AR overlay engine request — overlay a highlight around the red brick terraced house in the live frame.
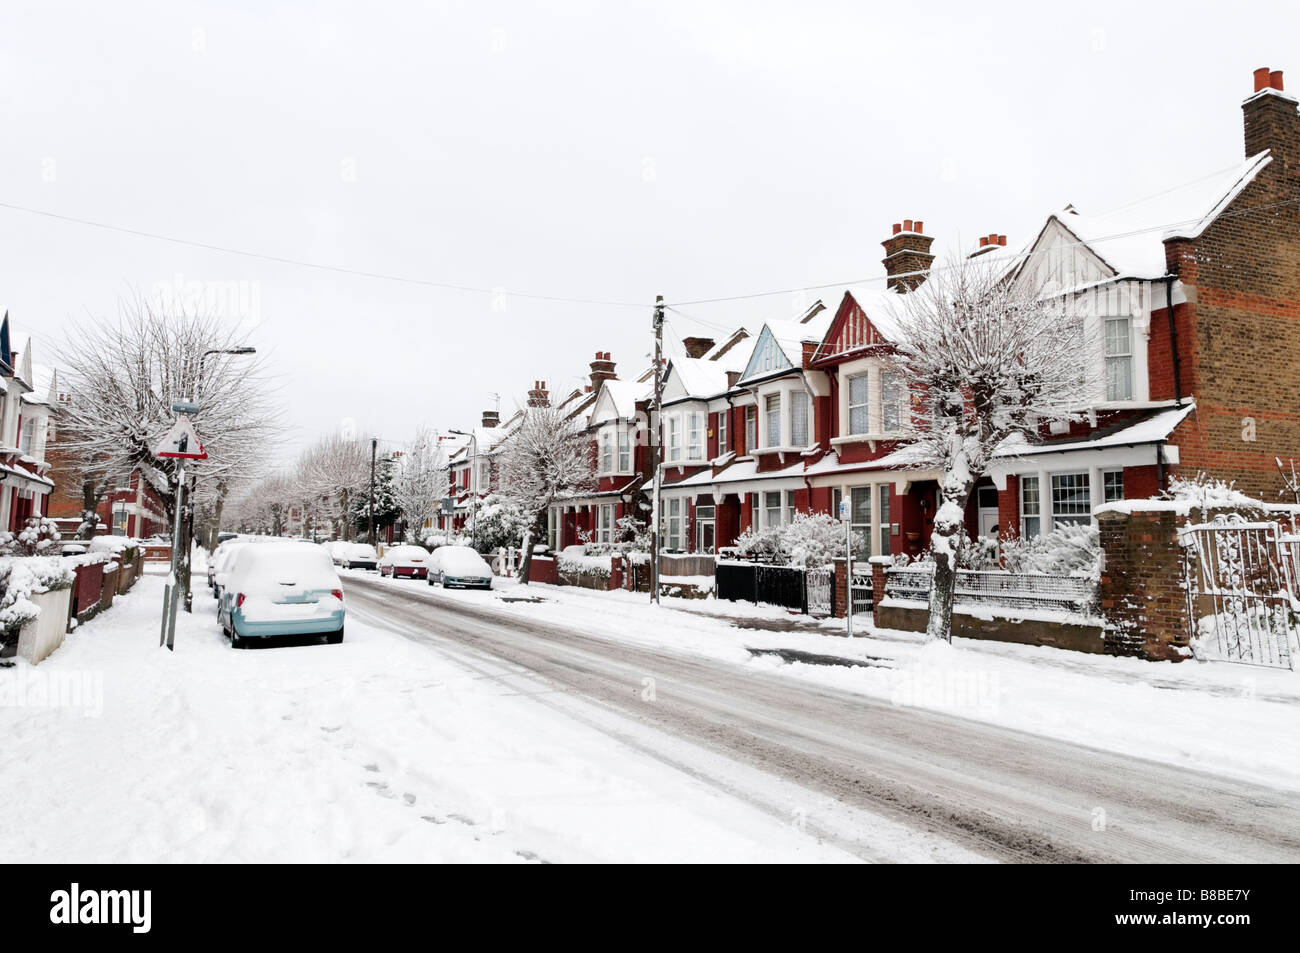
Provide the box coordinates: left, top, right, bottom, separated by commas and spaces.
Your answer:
546, 353, 655, 551
0, 323, 56, 532
649, 67, 1300, 555
658, 310, 832, 554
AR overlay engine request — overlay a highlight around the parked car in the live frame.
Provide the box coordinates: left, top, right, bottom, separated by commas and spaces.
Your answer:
210, 541, 252, 597
378, 545, 429, 579
216, 532, 239, 545
322, 540, 350, 565
427, 545, 494, 590
340, 543, 379, 570
217, 544, 345, 648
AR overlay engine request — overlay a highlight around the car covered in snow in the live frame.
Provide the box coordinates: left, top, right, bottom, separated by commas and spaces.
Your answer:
322, 540, 351, 565
427, 545, 494, 590
217, 543, 345, 648
339, 543, 379, 570
210, 540, 252, 595
378, 545, 429, 579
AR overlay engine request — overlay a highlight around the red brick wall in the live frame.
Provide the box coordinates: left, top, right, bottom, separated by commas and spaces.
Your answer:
1096, 509, 1190, 661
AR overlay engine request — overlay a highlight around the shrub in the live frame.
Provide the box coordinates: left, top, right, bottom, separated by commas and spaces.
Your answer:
1001, 523, 1100, 576
734, 513, 844, 567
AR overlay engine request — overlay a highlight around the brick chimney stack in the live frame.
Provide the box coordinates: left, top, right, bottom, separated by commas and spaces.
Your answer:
1244, 66, 1299, 175
481, 409, 500, 428
589, 351, 616, 392
969, 233, 1008, 258
680, 336, 715, 359
527, 380, 549, 407
881, 219, 935, 291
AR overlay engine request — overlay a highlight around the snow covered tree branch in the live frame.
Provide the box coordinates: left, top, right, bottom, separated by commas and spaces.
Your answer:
885, 256, 1099, 641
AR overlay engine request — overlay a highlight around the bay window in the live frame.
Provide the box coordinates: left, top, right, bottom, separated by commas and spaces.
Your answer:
745, 406, 757, 455
600, 432, 613, 473
882, 370, 903, 433
1104, 317, 1133, 401
717, 410, 728, 455
597, 504, 615, 544
848, 374, 869, 435
1050, 472, 1091, 527
1021, 476, 1041, 539
765, 394, 781, 447
664, 498, 683, 550
618, 428, 631, 472
764, 491, 783, 528
688, 412, 704, 460
790, 391, 809, 446
667, 416, 681, 462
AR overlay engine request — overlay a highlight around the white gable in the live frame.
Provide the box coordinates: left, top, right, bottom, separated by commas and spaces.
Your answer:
1016, 217, 1114, 296
740, 326, 793, 382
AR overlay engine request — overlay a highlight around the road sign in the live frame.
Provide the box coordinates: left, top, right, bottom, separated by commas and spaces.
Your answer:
838, 500, 849, 521
153, 417, 207, 460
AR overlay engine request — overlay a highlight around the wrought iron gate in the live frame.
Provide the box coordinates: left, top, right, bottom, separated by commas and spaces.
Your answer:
849, 566, 872, 617
1181, 516, 1300, 669
805, 568, 833, 617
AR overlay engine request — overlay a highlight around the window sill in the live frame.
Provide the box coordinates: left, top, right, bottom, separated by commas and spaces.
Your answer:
830, 434, 897, 446
751, 445, 811, 455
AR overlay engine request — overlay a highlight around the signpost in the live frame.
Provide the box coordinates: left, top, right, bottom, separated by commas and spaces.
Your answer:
155, 411, 207, 651
840, 498, 853, 638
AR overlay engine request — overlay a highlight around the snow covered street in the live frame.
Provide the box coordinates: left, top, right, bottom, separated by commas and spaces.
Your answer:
0, 572, 889, 863
5, 566, 1300, 863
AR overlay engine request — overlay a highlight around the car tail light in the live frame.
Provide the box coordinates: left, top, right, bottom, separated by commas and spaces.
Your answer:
330, 589, 343, 601
236, 593, 246, 608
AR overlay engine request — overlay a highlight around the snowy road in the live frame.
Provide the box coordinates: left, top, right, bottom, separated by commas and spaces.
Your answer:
345, 574, 1300, 863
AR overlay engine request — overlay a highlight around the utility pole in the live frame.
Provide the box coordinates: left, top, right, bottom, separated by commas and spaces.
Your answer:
650, 295, 664, 605
368, 437, 377, 546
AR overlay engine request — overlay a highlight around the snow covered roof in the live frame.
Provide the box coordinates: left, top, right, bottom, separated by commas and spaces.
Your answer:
596, 378, 649, 419
668, 357, 733, 400
1042, 153, 1272, 280
22, 363, 57, 407
998, 403, 1195, 458
666, 456, 806, 489
739, 310, 834, 383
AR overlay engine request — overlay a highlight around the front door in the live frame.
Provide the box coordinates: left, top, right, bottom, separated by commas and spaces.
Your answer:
697, 519, 715, 554
977, 486, 999, 540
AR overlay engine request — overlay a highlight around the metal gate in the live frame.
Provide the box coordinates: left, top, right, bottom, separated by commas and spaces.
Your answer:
849, 566, 872, 617
805, 568, 833, 617
1181, 516, 1300, 669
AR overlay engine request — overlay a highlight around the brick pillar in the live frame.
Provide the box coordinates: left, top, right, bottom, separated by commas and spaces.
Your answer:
833, 558, 847, 618
871, 558, 887, 628
1097, 508, 1191, 661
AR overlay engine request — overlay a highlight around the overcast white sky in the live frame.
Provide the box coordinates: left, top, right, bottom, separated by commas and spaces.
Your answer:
6, 0, 1299, 466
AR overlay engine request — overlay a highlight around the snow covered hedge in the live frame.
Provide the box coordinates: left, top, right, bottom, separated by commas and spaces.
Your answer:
733, 513, 843, 567
0, 517, 62, 558
0, 556, 75, 641
557, 551, 613, 579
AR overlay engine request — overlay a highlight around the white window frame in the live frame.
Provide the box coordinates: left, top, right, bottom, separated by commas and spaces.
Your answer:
664, 497, 683, 550
617, 427, 631, 472
744, 406, 757, 455
1021, 475, 1041, 539
1102, 468, 1124, 503
716, 410, 727, 456
1050, 472, 1091, 527
687, 411, 704, 460
765, 394, 781, 448
597, 503, 614, 544
667, 415, 681, 462
600, 432, 614, 474
1104, 316, 1133, 401
764, 490, 783, 528
847, 373, 870, 435
790, 390, 809, 447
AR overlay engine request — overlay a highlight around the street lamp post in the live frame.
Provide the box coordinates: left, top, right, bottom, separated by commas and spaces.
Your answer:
449, 429, 479, 549
190, 346, 256, 550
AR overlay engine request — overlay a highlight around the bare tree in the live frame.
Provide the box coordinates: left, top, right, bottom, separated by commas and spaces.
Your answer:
54, 301, 276, 608
299, 433, 372, 540
497, 402, 596, 584
392, 426, 448, 542
886, 258, 1097, 642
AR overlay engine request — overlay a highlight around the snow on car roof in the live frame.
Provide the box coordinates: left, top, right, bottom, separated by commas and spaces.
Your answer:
228, 544, 339, 591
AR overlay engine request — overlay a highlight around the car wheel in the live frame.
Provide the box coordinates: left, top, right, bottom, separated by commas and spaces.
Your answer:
229, 628, 244, 649
327, 626, 344, 645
